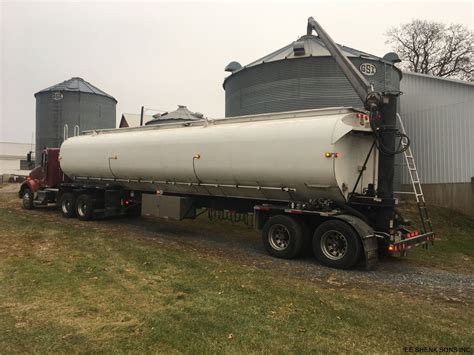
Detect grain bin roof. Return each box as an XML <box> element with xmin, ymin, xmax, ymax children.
<box><xmin>35</xmin><ymin>77</ymin><xmax>117</xmax><ymax>102</ymax></box>
<box><xmin>145</xmin><ymin>105</ymin><xmax>203</xmax><ymax>125</ymax></box>
<box><xmin>224</xmin><ymin>34</ymin><xmax>393</xmax><ymax>85</ymax></box>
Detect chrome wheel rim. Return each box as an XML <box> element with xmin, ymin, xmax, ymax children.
<box><xmin>62</xmin><ymin>200</ymin><xmax>71</xmax><ymax>214</ymax></box>
<box><xmin>320</xmin><ymin>230</ymin><xmax>348</xmax><ymax>260</ymax></box>
<box><xmin>78</xmin><ymin>202</ymin><xmax>87</xmax><ymax>217</ymax></box>
<box><xmin>268</xmin><ymin>224</ymin><xmax>291</xmax><ymax>251</ymax></box>
<box><xmin>23</xmin><ymin>192</ymin><xmax>31</xmax><ymax>205</ymax></box>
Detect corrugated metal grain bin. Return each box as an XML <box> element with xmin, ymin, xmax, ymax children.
<box><xmin>223</xmin><ymin>34</ymin><xmax>401</xmax><ymax>117</ymax></box>
<box><xmin>34</xmin><ymin>77</ymin><xmax>117</xmax><ymax>162</ymax></box>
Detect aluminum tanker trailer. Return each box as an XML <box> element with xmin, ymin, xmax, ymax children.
<box><xmin>19</xmin><ymin>17</ymin><xmax>435</xmax><ymax>269</ymax></box>
<box><xmin>60</xmin><ymin>108</ymin><xmax>375</xmax><ymax>205</ymax></box>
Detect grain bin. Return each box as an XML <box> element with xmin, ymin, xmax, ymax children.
<box><xmin>223</xmin><ymin>32</ymin><xmax>402</xmax><ymax>117</ymax></box>
<box><xmin>34</xmin><ymin>77</ymin><xmax>117</xmax><ymax>162</ymax></box>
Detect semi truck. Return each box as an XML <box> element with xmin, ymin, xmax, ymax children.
<box><xmin>19</xmin><ymin>17</ymin><xmax>435</xmax><ymax>269</ymax></box>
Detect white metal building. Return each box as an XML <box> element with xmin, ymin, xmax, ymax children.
<box><xmin>0</xmin><ymin>142</ymin><xmax>35</xmax><ymax>177</ymax></box>
<box><xmin>398</xmin><ymin>72</ymin><xmax>473</xmax><ymax>215</ymax></box>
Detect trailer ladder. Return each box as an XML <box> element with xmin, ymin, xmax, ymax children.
<box><xmin>396</xmin><ymin>114</ymin><xmax>433</xmax><ymax>244</ymax></box>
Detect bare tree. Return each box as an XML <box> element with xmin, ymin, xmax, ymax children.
<box><xmin>386</xmin><ymin>20</ymin><xmax>473</xmax><ymax>81</ymax></box>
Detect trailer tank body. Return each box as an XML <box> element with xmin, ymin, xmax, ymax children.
<box><xmin>59</xmin><ymin>107</ymin><xmax>377</xmax><ymax>203</ymax></box>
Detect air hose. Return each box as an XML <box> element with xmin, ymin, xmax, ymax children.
<box><xmin>369</xmin><ymin>111</ymin><xmax>410</xmax><ymax>155</ymax></box>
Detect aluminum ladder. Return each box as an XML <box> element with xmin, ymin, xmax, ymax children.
<box><xmin>397</xmin><ymin>114</ymin><xmax>433</xmax><ymax>241</ymax></box>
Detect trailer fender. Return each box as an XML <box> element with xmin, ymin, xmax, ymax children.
<box><xmin>332</xmin><ymin>214</ymin><xmax>378</xmax><ymax>270</ymax></box>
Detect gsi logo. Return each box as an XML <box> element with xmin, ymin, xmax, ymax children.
<box><xmin>51</xmin><ymin>91</ymin><xmax>63</xmax><ymax>101</ymax></box>
<box><xmin>359</xmin><ymin>63</ymin><xmax>377</xmax><ymax>76</ymax></box>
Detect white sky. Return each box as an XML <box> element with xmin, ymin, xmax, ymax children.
<box><xmin>1</xmin><ymin>0</ymin><xmax>472</xmax><ymax>143</ymax></box>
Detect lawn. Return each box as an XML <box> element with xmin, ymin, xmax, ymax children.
<box><xmin>0</xmin><ymin>206</ymin><xmax>472</xmax><ymax>353</ymax></box>
<box><xmin>397</xmin><ymin>201</ymin><xmax>474</xmax><ymax>271</ymax></box>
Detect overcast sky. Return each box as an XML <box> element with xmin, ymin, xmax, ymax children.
<box><xmin>1</xmin><ymin>0</ymin><xmax>472</xmax><ymax>143</ymax></box>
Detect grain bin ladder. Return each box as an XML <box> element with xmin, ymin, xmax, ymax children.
<box><xmin>397</xmin><ymin>113</ymin><xmax>433</xmax><ymax>245</ymax></box>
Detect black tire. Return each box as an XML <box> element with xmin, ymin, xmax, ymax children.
<box><xmin>60</xmin><ymin>192</ymin><xmax>76</xmax><ymax>218</ymax></box>
<box><xmin>262</xmin><ymin>215</ymin><xmax>305</xmax><ymax>259</ymax></box>
<box><xmin>312</xmin><ymin>220</ymin><xmax>362</xmax><ymax>269</ymax></box>
<box><xmin>22</xmin><ymin>187</ymin><xmax>34</xmax><ymax>210</ymax></box>
<box><xmin>75</xmin><ymin>194</ymin><xmax>95</xmax><ymax>221</ymax></box>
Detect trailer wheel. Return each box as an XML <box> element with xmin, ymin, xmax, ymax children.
<box><xmin>312</xmin><ymin>220</ymin><xmax>362</xmax><ymax>269</ymax></box>
<box><xmin>262</xmin><ymin>215</ymin><xmax>305</xmax><ymax>259</ymax></box>
<box><xmin>75</xmin><ymin>194</ymin><xmax>95</xmax><ymax>221</ymax></box>
<box><xmin>60</xmin><ymin>193</ymin><xmax>76</xmax><ymax>218</ymax></box>
<box><xmin>22</xmin><ymin>187</ymin><xmax>34</xmax><ymax>210</ymax></box>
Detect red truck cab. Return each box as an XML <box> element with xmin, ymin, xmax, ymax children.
<box><xmin>19</xmin><ymin>148</ymin><xmax>62</xmax><ymax>209</ymax></box>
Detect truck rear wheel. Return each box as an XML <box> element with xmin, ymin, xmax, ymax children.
<box><xmin>312</xmin><ymin>220</ymin><xmax>362</xmax><ymax>269</ymax></box>
<box><xmin>60</xmin><ymin>193</ymin><xmax>76</xmax><ymax>218</ymax></box>
<box><xmin>22</xmin><ymin>187</ymin><xmax>34</xmax><ymax>210</ymax></box>
<box><xmin>262</xmin><ymin>215</ymin><xmax>305</xmax><ymax>259</ymax></box>
<box><xmin>75</xmin><ymin>194</ymin><xmax>95</xmax><ymax>221</ymax></box>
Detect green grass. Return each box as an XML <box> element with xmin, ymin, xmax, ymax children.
<box><xmin>396</xmin><ymin>201</ymin><xmax>474</xmax><ymax>271</ymax></box>
<box><xmin>0</xmin><ymin>207</ymin><xmax>473</xmax><ymax>353</ymax></box>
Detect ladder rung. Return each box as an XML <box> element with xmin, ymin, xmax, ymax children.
<box><xmin>399</xmin><ymin>113</ymin><xmax>433</xmax><ymax>231</ymax></box>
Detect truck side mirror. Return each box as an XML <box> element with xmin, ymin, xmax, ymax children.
<box><xmin>27</xmin><ymin>151</ymin><xmax>32</xmax><ymax>162</ymax></box>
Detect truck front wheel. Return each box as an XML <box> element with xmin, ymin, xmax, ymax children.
<box><xmin>75</xmin><ymin>194</ymin><xmax>95</xmax><ymax>221</ymax></box>
<box><xmin>22</xmin><ymin>187</ymin><xmax>34</xmax><ymax>210</ymax></box>
<box><xmin>262</xmin><ymin>215</ymin><xmax>305</xmax><ymax>259</ymax></box>
<box><xmin>312</xmin><ymin>220</ymin><xmax>362</xmax><ymax>269</ymax></box>
<box><xmin>60</xmin><ymin>193</ymin><xmax>76</xmax><ymax>218</ymax></box>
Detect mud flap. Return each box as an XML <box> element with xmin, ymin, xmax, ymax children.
<box><xmin>333</xmin><ymin>214</ymin><xmax>378</xmax><ymax>270</ymax></box>
<box><xmin>361</xmin><ymin>236</ymin><xmax>378</xmax><ymax>270</ymax></box>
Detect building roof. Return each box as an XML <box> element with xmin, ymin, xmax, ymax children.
<box><xmin>402</xmin><ymin>71</ymin><xmax>474</xmax><ymax>86</ymax></box>
<box><xmin>146</xmin><ymin>105</ymin><xmax>203</xmax><ymax>125</ymax></box>
<box><xmin>35</xmin><ymin>77</ymin><xmax>117</xmax><ymax>102</ymax></box>
<box><xmin>119</xmin><ymin>113</ymin><xmax>155</xmax><ymax>128</ymax></box>
<box><xmin>223</xmin><ymin>34</ymin><xmax>391</xmax><ymax>85</ymax></box>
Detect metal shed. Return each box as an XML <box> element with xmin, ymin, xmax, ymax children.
<box><xmin>119</xmin><ymin>113</ymin><xmax>155</xmax><ymax>128</ymax></box>
<box><xmin>398</xmin><ymin>72</ymin><xmax>474</xmax><ymax>215</ymax></box>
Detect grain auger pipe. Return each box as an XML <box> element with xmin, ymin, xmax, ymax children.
<box><xmin>307</xmin><ymin>17</ymin><xmax>383</xmax><ymax>112</ymax></box>
<box><xmin>307</xmin><ymin>16</ymin><xmax>401</xmax><ymax>232</ymax></box>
